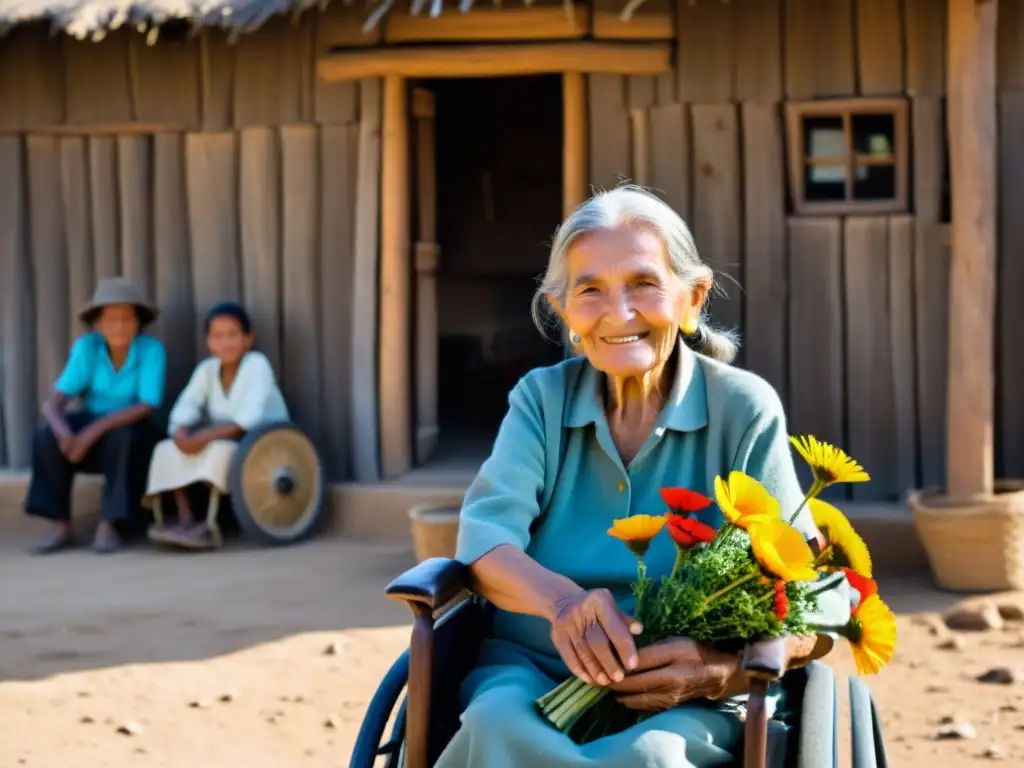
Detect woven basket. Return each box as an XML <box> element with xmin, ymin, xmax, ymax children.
<box><xmin>909</xmin><ymin>480</ymin><xmax>1024</xmax><ymax>592</ymax></box>
<box><xmin>408</xmin><ymin>503</ymin><xmax>460</xmax><ymax>562</ymax></box>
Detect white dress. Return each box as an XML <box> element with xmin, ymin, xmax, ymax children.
<box><xmin>144</xmin><ymin>351</ymin><xmax>290</xmax><ymax>501</ymax></box>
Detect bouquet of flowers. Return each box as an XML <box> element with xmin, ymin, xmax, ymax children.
<box><xmin>535</xmin><ymin>435</ymin><xmax>897</xmax><ymax>743</ymax></box>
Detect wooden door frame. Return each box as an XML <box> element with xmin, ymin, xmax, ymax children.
<box><xmin>373</xmin><ymin>52</ymin><xmax>659</xmax><ymax>478</ymax></box>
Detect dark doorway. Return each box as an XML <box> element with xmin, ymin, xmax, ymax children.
<box><xmin>426</xmin><ymin>75</ymin><xmax>565</xmax><ymax>463</ymax></box>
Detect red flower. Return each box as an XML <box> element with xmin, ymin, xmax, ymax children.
<box><xmin>843</xmin><ymin>568</ymin><xmax>879</xmax><ymax>602</ymax></box>
<box><xmin>773</xmin><ymin>581</ymin><xmax>789</xmax><ymax>621</ymax></box>
<box><xmin>667</xmin><ymin>514</ymin><xmax>716</xmax><ymax>548</ymax></box>
<box><xmin>660</xmin><ymin>487</ymin><xmax>713</xmax><ymax>513</ymax></box>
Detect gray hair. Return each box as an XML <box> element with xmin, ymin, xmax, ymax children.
<box><xmin>530</xmin><ymin>185</ymin><xmax>739</xmax><ymax>363</ymax></box>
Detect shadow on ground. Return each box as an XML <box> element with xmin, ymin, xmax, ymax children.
<box><xmin>0</xmin><ymin>533</ymin><xmax>416</xmax><ymax>683</ymax></box>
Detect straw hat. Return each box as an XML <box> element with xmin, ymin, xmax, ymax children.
<box><xmin>78</xmin><ymin>276</ymin><xmax>159</xmax><ymax>327</ymax></box>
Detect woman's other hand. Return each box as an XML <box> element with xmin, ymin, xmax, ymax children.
<box><xmin>173</xmin><ymin>427</ymin><xmax>203</xmax><ymax>455</ymax></box>
<box><xmin>550</xmin><ymin>588</ymin><xmax>642</xmax><ymax>687</ymax></box>
<box><xmin>608</xmin><ymin>637</ymin><xmax>741</xmax><ymax>712</ymax></box>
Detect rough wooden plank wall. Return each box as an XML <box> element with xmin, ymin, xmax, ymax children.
<box><xmin>649</xmin><ymin>102</ymin><xmax>690</xmax><ymax>221</ymax></box>
<box><xmin>588</xmin><ymin>75</ymin><xmax>631</xmax><ymax>191</ymax></box>
<box><xmin>675</xmin><ymin>0</ymin><xmax>734</xmax><ymax>103</ymax></box>
<box><xmin>59</xmin><ymin>138</ymin><xmax>95</xmax><ymax>344</ymax></box>
<box><xmin>314</xmin><ymin>4</ymin><xmax>377</xmax><ymax>124</ymax></box>
<box><xmin>784</xmin><ymin>0</ymin><xmax>856</xmax><ymax>99</ymax></box>
<box><xmin>998</xmin><ymin>93</ymin><xmax>1024</xmax><ymax>477</ymax></box>
<box><xmin>239</xmin><ymin>128</ymin><xmax>283</xmax><ymax>375</ymax></box>
<box><xmin>856</xmin><ymin>0</ymin><xmax>904</xmax><ymax>95</ymax></box>
<box><xmin>0</xmin><ymin>137</ymin><xmax>36</xmax><ymax>468</ymax></box>
<box><xmin>185</xmin><ymin>133</ymin><xmax>241</xmax><ymax>357</ymax></box>
<box><xmin>0</xmin><ymin>25</ymin><xmax>64</xmax><ymax>130</ymax></box>
<box><xmin>89</xmin><ymin>138</ymin><xmax>121</xmax><ymax>280</ymax></box>
<box><xmin>26</xmin><ymin>137</ymin><xmax>69</xmax><ymax>411</ymax></box>
<box><xmin>319</xmin><ymin>124</ymin><xmax>360</xmax><ymax>479</ymax></box>
<box><xmin>350</xmin><ymin>80</ymin><xmax>383</xmax><ymax>482</ymax></box>
<box><xmin>999</xmin><ymin>0</ymin><xmax>1024</xmax><ymax>91</ymax></box>
<box><xmin>691</xmin><ymin>105</ymin><xmax>742</xmax><ymax>348</ymax></box>
<box><xmin>200</xmin><ymin>31</ymin><xmax>236</xmax><ymax>132</ymax></box>
<box><xmin>741</xmin><ymin>103</ymin><xmax>787</xmax><ymax>402</ymax></box>
<box><xmin>733</xmin><ymin>0</ymin><xmax>783</xmax><ymax>103</ymax></box>
<box><xmin>787</xmin><ymin>218</ymin><xmax>845</xmax><ymax>491</ymax></box>
<box><xmin>905</xmin><ymin>0</ymin><xmax>947</xmax><ymax>96</ymax></box>
<box><xmin>131</xmin><ymin>36</ymin><xmax>201</xmax><ymax>128</ymax></box>
<box><xmin>152</xmin><ymin>133</ymin><xmax>196</xmax><ymax>403</ymax></box>
<box><xmin>63</xmin><ymin>31</ymin><xmax>135</xmax><ymax>125</ymax></box>
<box><xmin>234</xmin><ymin>17</ymin><xmax>314</xmax><ymax>127</ymax></box>
<box><xmin>888</xmin><ymin>215</ymin><xmax>918</xmax><ymax>493</ymax></box>
<box><xmin>911</xmin><ymin>98</ymin><xmax>949</xmax><ymax>489</ymax></box>
<box><xmin>627</xmin><ymin>76</ymin><xmax>657</xmax><ymax>110</ymax></box>
<box><xmin>118</xmin><ymin>136</ymin><xmax>154</xmax><ymax>298</ymax></box>
<box><xmin>844</xmin><ymin>217</ymin><xmax>897</xmax><ymax>501</ymax></box>
<box><xmin>280</xmin><ymin>125</ymin><xmax>323</xmax><ymax>445</ymax></box>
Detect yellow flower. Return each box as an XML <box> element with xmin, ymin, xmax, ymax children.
<box><xmin>714</xmin><ymin>472</ymin><xmax>781</xmax><ymax>530</ymax></box>
<box><xmin>809</xmin><ymin>498</ymin><xmax>873</xmax><ymax>577</ymax></box>
<box><xmin>607</xmin><ymin>514</ymin><xmax>666</xmax><ymax>558</ymax></box>
<box><xmin>789</xmin><ymin>435</ymin><xmax>870</xmax><ymax>487</ymax></box>
<box><xmin>748</xmin><ymin>519</ymin><xmax>818</xmax><ymax>583</ymax></box>
<box><xmin>846</xmin><ymin>594</ymin><xmax>897</xmax><ymax>676</ymax></box>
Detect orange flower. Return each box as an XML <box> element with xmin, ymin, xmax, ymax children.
<box><xmin>607</xmin><ymin>514</ymin><xmax>666</xmax><ymax>558</ymax></box>
<box><xmin>660</xmin><ymin>487</ymin><xmax>713</xmax><ymax>514</ymax></box>
<box><xmin>845</xmin><ymin>594</ymin><xmax>897</xmax><ymax>676</ymax></box>
<box><xmin>748</xmin><ymin>519</ymin><xmax>818</xmax><ymax>582</ymax></box>
<box><xmin>843</xmin><ymin>569</ymin><xmax>878</xmax><ymax>603</ymax></box>
<box><xmin>714</xmin><ymin>472</ymin><xmax>781</xmax><ymax>530</ymax></box>
<box><xmin>667</xmin><ymin>514</ymin><xmax>716</xmax><ymax>548</ymax></box>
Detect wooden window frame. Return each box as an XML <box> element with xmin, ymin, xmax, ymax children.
<box><xmin>785</xmin><ymin>98</ymin><xmax>909</xmax><ymax>216</ymax></box>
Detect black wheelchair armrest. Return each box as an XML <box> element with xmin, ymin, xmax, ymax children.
<box><xmin>385</xmin><ymin>557</ymin><xmax>469</xmax><ymax>613</ymax></box>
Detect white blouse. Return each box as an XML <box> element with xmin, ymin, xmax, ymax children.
<box><xmin>167</xmin><ymin>351</ymin><xmax>290</xmax><ymax>434</ymax></box>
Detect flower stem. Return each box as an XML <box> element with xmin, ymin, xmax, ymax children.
<box><xmin>537</xmin><ymin>678</ymin><xmax>582</xmax><ymax>711</ymax></box>
<box><xmin>701</xmin><ymin>570</ymin><xmax>760</xmax><ymax>606</ymax></box>
<box><xmin>554</xmin><ymin>685</ymin><xmax>609</xmax><ymax>732</ymax></box>
<box><xmin>669</xmin><ymin>546</ymin><xmax>689</xmax><ymax>581</ymax></box>
<box><xmin>787</xmin><ymin>480</ymin><xmax>824</xmax><ymax>526</ymax></box>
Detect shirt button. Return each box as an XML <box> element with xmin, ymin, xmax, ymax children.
<box><xmin>617</xmin><ymin>481</ymin><xmax>626</xmax><ymax>493</ymax></box>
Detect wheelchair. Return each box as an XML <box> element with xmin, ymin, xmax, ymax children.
<box><xmin>352</xmin><ymin>558</ymin><xmax>891</xmax><ymax>768</ymax></box>
<box><xmin>151</xmin><ymin>421</ymin><xmax>326</xmax><ymax>547</ymax></box>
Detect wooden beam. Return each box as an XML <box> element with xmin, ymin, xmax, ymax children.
<box><xmin>592</xmin><ymin>12</ymin><xmax>673</xmax><ymax>40</ymax></box>
<box><xmin>945</xmin><ymin>0</ymin><xmax>998</xmax><ymax>499</ymax></box>
<box><xmin>385</xmin><ymin>5</ymin><xmax>590</xmax><ymax>42</ymax></box>
<box><xmin>318</xmin><ymin>42</ymin><xmax>671</xmax><ymax>81</ymax></box>
<box><xmin>379</xmin><ymin>75</ymin><xmax>412</xmax><ymax>480</ymax></box>
<box><xmin>562</xmin><ymin>71</ymin><xmax>587</xmax><ymax>218</ymax></box>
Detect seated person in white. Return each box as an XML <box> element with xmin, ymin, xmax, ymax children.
<box><xmin>145</xmin><ymin>301</ymin><xmax>289</xmax><ymax>549</ymax></box>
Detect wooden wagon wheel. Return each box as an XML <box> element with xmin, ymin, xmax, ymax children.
<box><xmin>228</xmin><ymin>421</ymin><xmax>326</xmax><ymax>546</ymax></box>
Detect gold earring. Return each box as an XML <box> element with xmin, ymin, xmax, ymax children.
<box><xmin>681</xmin><ymin>315</ymin><xmax>699</xmax><ymax>336</ymax></box>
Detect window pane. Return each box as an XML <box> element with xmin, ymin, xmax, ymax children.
<box><xmin>852</xmin><ymin>113</ymin><xmax>895</xmax><ymax>157</ymax></box>
<box><xmin>802</xmin><ymin>115</ymin><xmax>845</xmax><ymax>159</ymax></box>
<box><xmin>805</xmin><ymin>164</ymin><xmax>846</xmax><ymax>200</ymax></box>
<box><xmin>853</xmin><ymin>163</ymin><xmax>896</xmax><ymax>200</ymax></box>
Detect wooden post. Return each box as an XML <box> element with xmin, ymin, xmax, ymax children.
<box><xmin>413</xmin><ymin>87</ymin><xmax>440</xmax><ymax>466</ymax></box>
<box><xmin>563</xmin><ymin>71</ymin><xmax>588</xmax><ymax>218</ymax></box>
<box><xmin>945</xmin><ymin>0</ymin><xmax>998</xmax><ymax>498</ymax></box>
<box><xmin>380</xmin><ymin>74</ymin><xmax>412</xmax><ymax>479</ymax></box>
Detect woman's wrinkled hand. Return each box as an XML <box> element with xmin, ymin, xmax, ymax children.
<box><xmin>549</xmin><ymin>588</ymin><xmax>642</xmax><ymax>687</ymax></box>
<box><xmin>607</xmin><ymin>637</ymin><xmax>741</xmax><ymax>712</ymax></box>
<box><xmin>173</xmin><ymin>427</ymin><xmax>204</xmax><ymax>455</ymax></box>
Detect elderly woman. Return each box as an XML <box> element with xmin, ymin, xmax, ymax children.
<box><xmin>144</xmin><ymin>301</ymin><xmax>289</xmax><ymax>550</ymax></box>
<box><xmin>436</xmin><ymin>187</ymin><xmax>849</xmax><ymax>767</ymax></box>
<box><xmin>24</xmin><ymin>277</ymin><xmax>166</xmax><ymax>555</ymax></box>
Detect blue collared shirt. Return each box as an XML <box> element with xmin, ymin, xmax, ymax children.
<box><xmin>55</xmin><ymin>332</ymin><xmax>166</xmax><ymax>415</ymax></box>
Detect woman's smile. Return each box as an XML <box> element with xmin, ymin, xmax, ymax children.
<box><xmin>601</xmin><ymin>332</ymin><xmax>650</xmax><ymax>345</ymax></box>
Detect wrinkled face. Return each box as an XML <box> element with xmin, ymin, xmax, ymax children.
<box><xmin>95</xmin><ymin>305</ymin><xmax>140</xmax><ymax>351</ymax></box>
<box><xmin>207</xmin><ymin>315</ymin><xmax>252</xmax><ymax>365</ymax></box>
<box><xmin>556</xmin><ymin>225</ymin><xmax>707</xmax><ymax>379</ymax></box>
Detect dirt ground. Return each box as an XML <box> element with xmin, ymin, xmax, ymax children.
<box><xmin>1</xmin><ymin>531</ymin><xmax>1022</xmax><ymax>768</ymax></box>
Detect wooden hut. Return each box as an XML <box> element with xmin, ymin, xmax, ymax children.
<box><xmin>0</xmin><ymin>0</ymin><xmax>1016</xmax><ymax>510</ymax></box>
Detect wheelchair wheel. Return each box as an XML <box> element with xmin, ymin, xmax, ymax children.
<box><xmin>228</xmin><ymin>421</ymin><xmax>325</xmax><ymax>546</ymax></box>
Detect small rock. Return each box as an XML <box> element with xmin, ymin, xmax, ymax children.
<box><xmin>939</xmin><ymin>636</ymin><xmax>968</xmax><ymax>651</ymax></box>
<box><xmin>134</xmin><ymin>747</ymin><xmax>149</xmax><ymax>755</ymax></box>
<box><xmin>324</xmin><ymin>714</ymin><xmax>342</xmax><ymax>729</ymax></box>
<box><xmin>926</xmin><ymin>684</ymin><xmax>951</xmax><ymax>694</ymax></box>
<box><xmin>977</xmin><ymin>667</ymin><xmax>1020</xmax><ymax>685</ymax></box>
<box><xmin>999</xmin><ymin>604</ymin><xmax>1024</xmax><ymax>621</ymax></box>
<box><xmin>983</xmin><ymin>744</ymin><xmax>1004</xmax><ymax>759</ymax></box>
<box><xmin>117</xmin><ymin>720</ymin><xmax>144</xmax><ymax>737</ymax></box>
<box><xmin>218</xmin><ymin>692</ymin><xmax>237</xmax><ymax>703</ymax></box>
<box><xmin>76</xmin><ymin>691</ymin><xmax>90</xmax><ymax>698</ymax></box>
<box><xmin>945</xmin><ymin>603</ymin><xmax>1004</xmax><ymax>632</ymax></box>
<box><xmin>188</xmin><ymin>699</ymin><xmax>213</xmax><ymax>709</ymax></box>
<box><xmin>936</xmin><ymin>721</ymin><xmax>977</xmax><ymax>740</ymax></box>
<box><xmin>79</xmin><ymin>715</ymin><xmax>94</xmax><ymax>724</ymax></box>
<box><xmin>267</xmin><ymin>715</ymin><xmax>280</xmax><ymax>725</ymax></box>
<box><xmin>915</xmin><ymin>615</ymin><xmax>949</xmax><ymax>637</ymax></box>
<box><xmin>324</xmin><ymin>641</ymin><xmax>346</xmax><ymax>656</ymax></box>
<box><xmin>999</xmin><ymin>703</ymin><xmax>1019</xmax><ymax>712</ymax></box>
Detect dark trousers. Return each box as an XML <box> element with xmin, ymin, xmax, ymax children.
<box><xmin>25</xmin><ymin>411</ymin><xmax>161</xmax><ymax>525</ymax></box>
